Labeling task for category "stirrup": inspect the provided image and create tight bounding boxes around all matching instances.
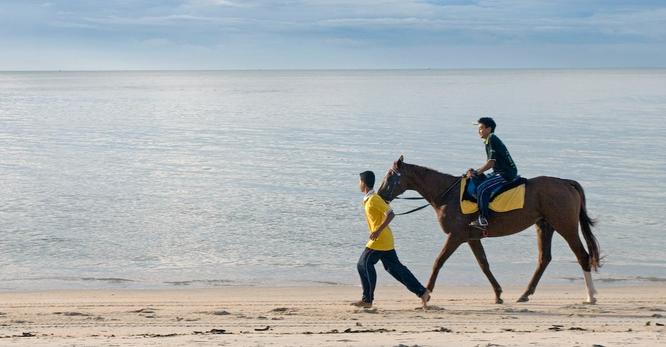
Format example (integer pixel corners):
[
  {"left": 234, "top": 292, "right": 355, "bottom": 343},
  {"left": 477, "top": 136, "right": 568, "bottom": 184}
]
[{"left": 469, "top": 217, "right": 488, "bottom": 229}]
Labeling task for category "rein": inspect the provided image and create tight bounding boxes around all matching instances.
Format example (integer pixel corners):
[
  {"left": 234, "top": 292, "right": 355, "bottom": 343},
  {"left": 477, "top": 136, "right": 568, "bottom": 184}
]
[{"left": 394, "top": 176, "right": 462, "bottom": 216}]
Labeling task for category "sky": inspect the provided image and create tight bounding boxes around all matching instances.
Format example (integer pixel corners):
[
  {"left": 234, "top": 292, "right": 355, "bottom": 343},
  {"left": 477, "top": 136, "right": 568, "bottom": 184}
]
[{"left": 1, "top": 0, "right": 665, "bottom": 70}]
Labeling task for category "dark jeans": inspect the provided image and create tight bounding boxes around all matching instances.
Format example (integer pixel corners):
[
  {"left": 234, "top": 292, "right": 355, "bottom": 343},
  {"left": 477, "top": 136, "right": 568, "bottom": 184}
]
[
  {"left": 356, "top": 247, "right": 426, "bottom": 303},
  {"left": 476, "top": 172, "right": 508, "bottom": 219}
]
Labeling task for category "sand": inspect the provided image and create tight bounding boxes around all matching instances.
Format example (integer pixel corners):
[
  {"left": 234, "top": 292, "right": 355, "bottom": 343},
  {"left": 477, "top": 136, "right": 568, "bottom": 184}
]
[{"left": 0, "top": 284, "right": 663, "bottom": 346}]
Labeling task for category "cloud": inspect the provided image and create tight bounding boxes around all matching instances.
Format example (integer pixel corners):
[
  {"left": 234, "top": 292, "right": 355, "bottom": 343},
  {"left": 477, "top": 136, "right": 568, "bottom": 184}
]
[
  {"left": 310, "top": 1, "right": 666, "bottom": 44},
  {"left": 81, "top": 14, "right": 246, "bottom": 27},
  {"left": 17, "top": 0, "right": 666, "bottom": 43},
  {"left": 0, "top": 0, "right": 665, "bottom": 69}
]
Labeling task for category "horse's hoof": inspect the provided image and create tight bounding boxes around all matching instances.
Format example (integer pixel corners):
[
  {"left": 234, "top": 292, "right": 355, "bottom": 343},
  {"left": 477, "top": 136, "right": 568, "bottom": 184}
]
[
  {"left": 583, "top": 298, "right": 597, "bottom": 305},
  {"left": 495, "top": 298, "right": 504, "bottom": 304},
  {"left": 516, "top": 296, "right": 529, "bottom": 303}
]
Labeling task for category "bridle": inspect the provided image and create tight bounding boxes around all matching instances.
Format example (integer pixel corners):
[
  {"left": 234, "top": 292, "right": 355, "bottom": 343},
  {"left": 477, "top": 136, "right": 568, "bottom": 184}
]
[
  {"left": 382, "top": 168, "right": 462, "bottom": 216},
  {"left": 380, "top": 169, "right": 402, "bottom": 202}
]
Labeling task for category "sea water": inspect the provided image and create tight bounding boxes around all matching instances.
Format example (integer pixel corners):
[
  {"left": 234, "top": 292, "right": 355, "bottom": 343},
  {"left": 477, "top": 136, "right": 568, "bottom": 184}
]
[{"left": 0, "top": 69, "right": 664, "bottom": 291}]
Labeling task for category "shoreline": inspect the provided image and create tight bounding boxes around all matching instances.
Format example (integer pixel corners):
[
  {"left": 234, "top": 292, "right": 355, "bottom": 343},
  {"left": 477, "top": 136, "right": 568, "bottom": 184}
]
[
  {"left": 1, "top": 272, "right": 664, "bottom": 293},
  {"left": 0, "top": 284, "right": 663, "bottom": 346}
]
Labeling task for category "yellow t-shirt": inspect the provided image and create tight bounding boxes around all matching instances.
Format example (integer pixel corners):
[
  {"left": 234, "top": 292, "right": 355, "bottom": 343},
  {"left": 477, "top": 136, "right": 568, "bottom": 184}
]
[{"left": 363, "top": 192, "right": 395, "bottom": 251}]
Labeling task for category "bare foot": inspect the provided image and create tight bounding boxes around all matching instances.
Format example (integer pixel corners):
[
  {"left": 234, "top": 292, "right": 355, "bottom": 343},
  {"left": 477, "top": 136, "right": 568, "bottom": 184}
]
[
  {"left": 420, "top": 289, "right": 431, "bottom": 309},
  {"left": 350, "top": 300, "right": 372, "bottom": 309}
]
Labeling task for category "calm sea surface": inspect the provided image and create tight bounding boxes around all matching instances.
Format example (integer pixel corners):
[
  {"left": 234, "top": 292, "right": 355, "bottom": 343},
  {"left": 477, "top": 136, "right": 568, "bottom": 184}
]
[{"left": 0, "top": 70, "right": 664, "bottom": 291}]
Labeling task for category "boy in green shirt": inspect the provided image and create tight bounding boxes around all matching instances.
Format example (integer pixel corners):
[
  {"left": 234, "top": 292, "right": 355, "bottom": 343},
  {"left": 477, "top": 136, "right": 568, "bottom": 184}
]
[{"left": 466, "top": 117, "right": 519, "bottom": 228}]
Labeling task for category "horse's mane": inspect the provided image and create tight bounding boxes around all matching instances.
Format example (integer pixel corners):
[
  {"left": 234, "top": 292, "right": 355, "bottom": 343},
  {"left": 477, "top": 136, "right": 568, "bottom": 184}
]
[
  {"left": 404, "top": 162, "right": 452, "bottom": 179},
  {"left": 399, "top": 162, "right": 458, "bottom": 203}
]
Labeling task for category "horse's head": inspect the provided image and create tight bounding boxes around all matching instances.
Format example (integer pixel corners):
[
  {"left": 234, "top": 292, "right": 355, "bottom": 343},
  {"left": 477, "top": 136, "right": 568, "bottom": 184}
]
[{"left": 378, "top": 155, "right": 408, "bottom": 202}]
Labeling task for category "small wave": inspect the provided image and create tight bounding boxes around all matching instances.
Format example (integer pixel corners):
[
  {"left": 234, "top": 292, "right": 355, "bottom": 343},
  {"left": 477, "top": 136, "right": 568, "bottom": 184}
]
[
  {"left": 80, "top": 277, "right": 135, "bottom": 283},
  {"left": 164, "top": 279, "right": 234, "bottom": 286},
  {"left": 0, "top": 276, "right": 135, "bottom": 283},
  {"left": 311, "top": 280, "right": 346, "bottom": 286},
  {"left": 558, "top": 276, "right": 666, "bottom": 283},
  {"left": 597, "top": 277, "right": 630, "bottom": 283},
  {"left": 637, "top": 276, "right": 666, "bottom": 282}
]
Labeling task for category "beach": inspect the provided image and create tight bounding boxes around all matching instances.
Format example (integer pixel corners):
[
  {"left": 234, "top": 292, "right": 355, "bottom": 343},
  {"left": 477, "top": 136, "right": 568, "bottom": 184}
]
[
  {"left": 1, "top": 71, "right": 664, "bottom": 346},
  {"left": 0, "top": 284, "right": 663, "bottom": 346},
  {"left": 2, "top": 0, "right": 666, "bottom": 343},
  {"left": 2, "top": 2, "right": 666, "bottom": 346}
]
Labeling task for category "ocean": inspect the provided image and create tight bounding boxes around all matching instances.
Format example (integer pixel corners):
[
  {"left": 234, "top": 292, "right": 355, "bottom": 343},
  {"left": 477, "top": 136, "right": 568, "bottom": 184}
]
[{"left": 0, "top": 69, "right": 664, "bottom": 291}]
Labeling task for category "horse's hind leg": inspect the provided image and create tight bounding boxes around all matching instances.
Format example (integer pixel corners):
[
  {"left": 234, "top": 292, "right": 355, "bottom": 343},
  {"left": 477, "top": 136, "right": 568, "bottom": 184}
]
[
  {"left": 560, "top": 227, "right": 597, "bottom": 304},
  {"left": 468, "top": 240, "right": 503, "bottom": 304},
  {"left": 518, "top": 219, "right": 555, "bottom": 302}
]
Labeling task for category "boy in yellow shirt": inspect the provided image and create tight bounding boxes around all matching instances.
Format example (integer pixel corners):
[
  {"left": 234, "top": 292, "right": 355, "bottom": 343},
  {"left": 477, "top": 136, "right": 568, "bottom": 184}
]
[{"left": 352, "top": 171, "right": 430, "bottom": 309}]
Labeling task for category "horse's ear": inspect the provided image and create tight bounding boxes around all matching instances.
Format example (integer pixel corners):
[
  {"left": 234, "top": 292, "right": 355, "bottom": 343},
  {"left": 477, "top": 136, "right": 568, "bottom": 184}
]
[
  {"left": 398, "top": 155, "right": 404, "bottom": 162},
  {"left": 394, "top": 155, "right": 404, "bottom": 170}
]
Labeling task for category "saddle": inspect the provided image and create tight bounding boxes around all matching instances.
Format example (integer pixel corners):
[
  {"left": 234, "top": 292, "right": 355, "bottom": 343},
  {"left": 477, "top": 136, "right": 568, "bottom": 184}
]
[{"left": 459, "top": 176, "right": 527, "bottom": 215}]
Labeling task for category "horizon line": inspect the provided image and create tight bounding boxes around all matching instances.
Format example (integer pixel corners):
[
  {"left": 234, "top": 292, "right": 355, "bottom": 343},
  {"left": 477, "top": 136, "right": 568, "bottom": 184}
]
[{"left": 1, "top": 66, "right": 666, "bottom": 73}]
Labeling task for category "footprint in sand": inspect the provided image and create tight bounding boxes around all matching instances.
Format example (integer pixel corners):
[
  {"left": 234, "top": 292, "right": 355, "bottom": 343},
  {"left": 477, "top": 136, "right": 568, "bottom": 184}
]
[
  {"left": 195, "top": 310, "right": 231, "bottom": 316},
  {"left": 270, "top": 307, "right": 297, "bottom": 315},
  {"left": 504, "top": 308, "right": 533, "bottom": 313},
  {"left": 86, "top": 316, "right": 105, "bottom": 321},
  {"left": 131, "top": 308, "right": 157, "bottom": 314},
  {"left": 500, "top": 315, "right": 518, "bottom": 320},
  {"left": 53, "top": 312, "right": 93, "bottom": 317},
  {"left": 353, "top": 308, "right": 377, "bottom": 314},
  {"left": 433, "top": 326, "right": 452, "bottom": 333}
]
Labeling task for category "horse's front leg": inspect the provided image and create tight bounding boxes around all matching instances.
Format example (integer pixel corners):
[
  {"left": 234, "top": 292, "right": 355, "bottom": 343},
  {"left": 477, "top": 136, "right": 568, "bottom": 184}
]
[
  {"left": 468, "top": 240, "right": 503, "bottom": 304},
  {"left": 426, "top": 235, "right": 463, "bottom": 292}
]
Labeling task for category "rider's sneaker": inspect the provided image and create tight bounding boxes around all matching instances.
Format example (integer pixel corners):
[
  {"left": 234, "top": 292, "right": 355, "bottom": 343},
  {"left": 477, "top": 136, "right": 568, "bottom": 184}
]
[{"left": 470, "top": 216, "right": 489, "bottom": 229}]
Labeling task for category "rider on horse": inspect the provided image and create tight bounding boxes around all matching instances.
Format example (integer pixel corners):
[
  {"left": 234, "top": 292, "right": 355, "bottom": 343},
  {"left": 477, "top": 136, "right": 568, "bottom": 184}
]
[{"left": 466, "top": 117, "right": 518, "bottom": 229}]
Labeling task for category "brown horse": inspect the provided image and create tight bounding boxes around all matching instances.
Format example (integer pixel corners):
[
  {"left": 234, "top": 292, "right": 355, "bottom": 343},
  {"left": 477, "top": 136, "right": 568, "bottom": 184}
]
[{"left": 377, "top": 155, "right": 601, "bottom": 304}]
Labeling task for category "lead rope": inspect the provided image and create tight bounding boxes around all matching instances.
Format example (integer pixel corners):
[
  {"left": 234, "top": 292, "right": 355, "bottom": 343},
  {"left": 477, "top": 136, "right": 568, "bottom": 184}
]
[{"left": 394, "top": 176, "right": 462, "bottom": 216}]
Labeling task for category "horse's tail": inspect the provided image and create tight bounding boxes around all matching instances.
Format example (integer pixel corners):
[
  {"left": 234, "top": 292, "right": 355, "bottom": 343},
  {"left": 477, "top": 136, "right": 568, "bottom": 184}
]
[{"left": 567, "top": 179, "right": 601, "bottom": 271}]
